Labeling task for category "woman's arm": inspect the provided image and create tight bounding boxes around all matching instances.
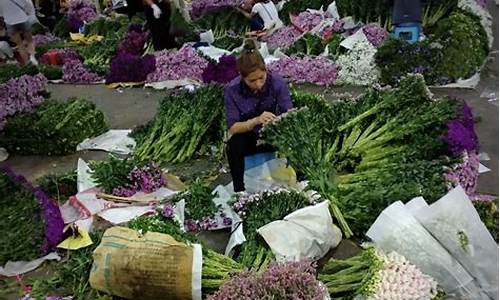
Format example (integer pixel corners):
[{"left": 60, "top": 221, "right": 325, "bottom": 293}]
[{"left": 236, "top": 6, "right": 253, "bottom": 19}]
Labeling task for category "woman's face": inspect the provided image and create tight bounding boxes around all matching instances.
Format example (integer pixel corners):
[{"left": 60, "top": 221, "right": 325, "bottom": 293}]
[{"left": 243, "top": 69, "right": 267, "bottom": 93}]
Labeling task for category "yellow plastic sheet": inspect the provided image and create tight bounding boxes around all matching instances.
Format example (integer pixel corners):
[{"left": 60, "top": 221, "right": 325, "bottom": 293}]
[
  {"left": 69, "top": 33, "right": 104, "bottom": 45},
  {"left": 57, "top": 226, "right": 93, "bottom": 250}
]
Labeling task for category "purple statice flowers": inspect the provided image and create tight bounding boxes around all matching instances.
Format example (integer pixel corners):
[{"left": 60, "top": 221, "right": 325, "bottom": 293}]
[
  {"left": 268, "top": 56, "right": 338, "bottom": 85},
  {"left": 67, "top": 0, "right": 98, "bottom": 31},
  {"left": 0, "top": 74, "right": 48, "bottom": 130},
  {"left": 263, "top": 26, "right": 302, "bottom": 50},
  {"left": 116, "top": 29, "right": 149, "bottom": 56},
  {"left": 444, "top": 150, "right": 480, "bottom": 197},
  {"left": 361, "top": 23, "right": 389, "bottom": 48},
  {"left": 202, "top": 54, "right": 239, "bottom": 84},
  {"left": 291, "top": 10, "right": 324, "bottom": 32},
  {"left": 33, "top": 33, "right": 61, "bottom": 46},
  {"left": 146, "top": 46, "right": 208, "bottom": 83},
  {"left": 62, "top": 59, "right": 103, "bottom": 83},
  {"left": 112, "top": 163, "right": 166, "bottom": 197},
  {"left": 40, "top": 48, "right": 80, "bottom": 65},
  {"left": 0, "top": 166, "right": 64, "bottom": 254},
  {"left": 190, "top": 0, "right": 240, "bottom": 19},
  {"left": 319, "top": 19, "right": 345, "bottom": 39},
  {"left": 207, "top": 260, "right": 326, "bottom": 300}
]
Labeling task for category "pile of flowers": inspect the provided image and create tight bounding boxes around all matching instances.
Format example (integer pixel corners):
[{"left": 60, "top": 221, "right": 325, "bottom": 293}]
[
  {"left": 62, "top": 58, "right": 103, "bottom": 83},
  {"left": 361, "top": 23, "right": 389, "bottom": 48},
  {"left": 268, "top": 56, "right": 338, "bottom": 85},
  {"left": 202, "top": 54, "right": 239, "bottom": 84},
  {"left": 112, "top": 163, "right": 166, "bottom": 197},
  {"left": 263, "top": 26, "right": 302, "bottom": 50},
  {"left": 291, "top": 10, "right": 324, "bottom": 32},
  {"left": 67, "top": 0, "right": 98, "bottom": 32},
  {"left": 146, "top": 46, "right": 208, "bottom": 83},
  {"left": 208, "top": 261, "right": 327, "bottom": 300},
  {"left": 33, "top": 33, "right": 61, "bottom": 46},
  {"left": 190, "top": 0, "right": 240, "bottom": 18},
  {"left": 318, "top": 19, "right": 345, "bottom": 39},
  {"left": 336, "top": 36, "right": 380, "bottom": 86},
  {"left": 40, "top": 48, "right": 80, "bottom": 65},
  {"left": 107, "top": 27, "right": 155, "bottom": 83},
  {"left": 0, "top": 74, "right": 48, "bottom": 130}
]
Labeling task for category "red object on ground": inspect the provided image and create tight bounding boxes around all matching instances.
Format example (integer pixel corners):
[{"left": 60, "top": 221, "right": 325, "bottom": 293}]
[{"left": 42, "top": 50, "right": 63, "bottom": 65}]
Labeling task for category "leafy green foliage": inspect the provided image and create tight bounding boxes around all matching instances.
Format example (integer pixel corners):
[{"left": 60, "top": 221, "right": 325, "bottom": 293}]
[
  {"left": 194, "top": 8, "right": 249, "bottom": 35},
  {"left": 474, "top": 199, "right": 499, "bottom": 242},
  {"left": 89, "top": 155, "right": 135, "bottom": 194},
  {"left": 53, "top": 18, "right": 72, "bottom": 38},
  {"left": 285, "top": 33, "right": 325, "bottom": 56},
  {"left": 128, "top": 213, "right": 199, "bottom": 244},
  {"left": 0, "top": 64, "right": 39, "bottom": 83},
  {"left": 0, "top": 172, "right": 45, "bottom": 265},
  {"left": 171, "top": 179, "right": 220, "bottom": 220},
  {"left": 279, "top": 0, "right": 330, "bottom": 24},
  {"left": 212, "top": 34, "right": 243, "bottom": 50},
  {"left": 1, "top": 98, "right": 108, "bottom": 155}
]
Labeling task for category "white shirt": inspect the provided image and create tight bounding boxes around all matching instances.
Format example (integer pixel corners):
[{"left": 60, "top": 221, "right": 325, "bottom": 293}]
[
  {"left": 0, "top": 0, "right": 36, "bottom": 26},
  {"left": 251, "top": 2, "right": 284, "bottom": 32}
]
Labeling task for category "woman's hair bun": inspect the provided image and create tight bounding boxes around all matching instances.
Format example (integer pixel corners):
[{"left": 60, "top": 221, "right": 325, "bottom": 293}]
[{"left": 243, "top": 39, "right": 257, "bottom": 52}]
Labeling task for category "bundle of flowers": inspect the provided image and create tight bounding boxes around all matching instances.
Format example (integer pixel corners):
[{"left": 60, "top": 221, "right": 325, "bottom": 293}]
[
  {"left": 33, "top": 33, "right": 61, "bottom": 46},
  {"left": 146, "top": 46, "right": 208, "bottom": 83},
  {"left": 290, "top": 10, "right": 324, "bottom": 32},
  {"left": 62, "top": 59, "right": 103, "bottom": 83},
  {"left": 0, "top": 166, "right": 64, "bottom": 265},
  {"left": 319, "top": 247, "right": 439, "bottom": 299},
  {"left": 208, "top": 260, "right": 327, "bottom": 300},
  {"left": 361, "top": 23, "right": 389, "bottom": 48},
  {"left": 336, "top": 36, "right": 380, "bottom": 86},
  {"left": 106, "top": 53, "right": 156, "bottom": 84},
  {"left": 0, "top": 74, "right": 48, "bottom": 130},
  {"left": 442, "top": 102, "right": 478, "bottom": 156},
  {"left": 458, "top": 0, "right": 493, "bottom": 48},
  {"left": 190, "top": 0, "right": 240, "bottom": 19},
  {"left": 262, "top": 26, "right": 302, "bottom": 50},
  {"left": 116, "top": 27, "right": 149, "bottom": 56},
  {"left": 40, "top": 48, "right": 80, "bottom": 66},
  {"left": 318, "top": 19, "right": 345, "bottom": 39},
  {"left": 111, "top": 163, "right": 166, "bottom": 197},
  {"left": 268, "top": 55, "right": 338, "bottom": 85},
  {"left": 202, "top": 54, "right": 239, "bottom": 84},
  {"left": 67, "top": 0, "right": 98, "bottom": 32}
]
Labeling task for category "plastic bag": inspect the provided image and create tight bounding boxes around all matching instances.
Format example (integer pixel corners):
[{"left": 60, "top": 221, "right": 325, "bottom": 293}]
[
  {"left": 77, "top": 158, "right": 97, "bottom": 193},
  {"left": 77, "top": 130, "right": 136, "bottom": 155},
  {"left": 366, "top": 201, "right": 487, "bottom": 299},
  {"left": 412, "top": 186, "right": 499, "bottom": 300},
  {"left": 326, "top": 1, "right": 340, "bottom": 19},
  {"left": 257, "top": 201, "right": 342, "bottom": 262}
]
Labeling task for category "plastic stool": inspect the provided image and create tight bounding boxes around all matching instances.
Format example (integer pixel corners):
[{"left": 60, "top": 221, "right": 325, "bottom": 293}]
[
  {"left": 244, "top": 152, "right": 276, "bottom": 170},
  {"left": 393, "top": 22, "right": 421, "bottom": 44}
]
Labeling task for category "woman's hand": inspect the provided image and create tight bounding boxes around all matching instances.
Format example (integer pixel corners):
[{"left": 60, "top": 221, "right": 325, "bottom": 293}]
[{"left": 256, "top": 111, "right": 276, "bottom": 125}]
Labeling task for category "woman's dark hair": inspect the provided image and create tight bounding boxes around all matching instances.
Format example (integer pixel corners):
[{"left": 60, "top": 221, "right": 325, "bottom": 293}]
[{"left": 237, "top": 39, "right": 266, "bottom": 78}]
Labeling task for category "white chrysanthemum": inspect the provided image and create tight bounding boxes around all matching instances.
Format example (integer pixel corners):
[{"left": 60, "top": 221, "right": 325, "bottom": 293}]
[
  {"left": 458, "top": 0, "right": 493, "bottom": 48},
  {"left": 336, "top": 34, "right": 380, "bottom": 86}
]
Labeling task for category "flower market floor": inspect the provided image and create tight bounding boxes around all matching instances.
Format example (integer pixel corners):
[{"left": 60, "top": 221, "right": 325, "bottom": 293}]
[{"left": 1, "top": 4, "right": 499, "bottom": 298}]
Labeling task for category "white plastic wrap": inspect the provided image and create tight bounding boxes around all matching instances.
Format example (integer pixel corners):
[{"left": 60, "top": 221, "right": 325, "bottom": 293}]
[
  {"left": 366, "top": 201, "right": 487, "bottom": 299},
  {"left": 257, "top": 201, "right": 342, "bottom": 262},
  {"left": 412, "top": 186, "right": 499, "bottom": 300}
]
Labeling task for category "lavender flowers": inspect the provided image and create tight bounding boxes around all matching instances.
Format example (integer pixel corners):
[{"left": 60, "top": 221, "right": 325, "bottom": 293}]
[
  {"left": 67, "top": 0, "right": 98, "bottom": 32},
  {"left": 146, "top": 47, "right": 208, "bottom": 83},
  {"left": 0, "top": 74, "right": 48, "bottom": 130},
  {"left": 202, "top": 54, "right": 239, "bottom": 84},
  {"left": 268, "top": 56, "right": 338, "bottom": 85},
  {"left": 263, "top": 26, "right": 302, "bottom": 50},
  {"left": 291, "top": 10, "right": 324, "bottom": 32},
  {"left": 361, "top": 23, "right": 389, "bottom": 48},
  {"left": 112, "top": 163, "right": 166, "bottom": 197}
]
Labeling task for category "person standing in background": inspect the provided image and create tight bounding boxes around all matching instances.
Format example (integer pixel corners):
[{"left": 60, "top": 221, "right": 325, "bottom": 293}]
[{"left": 0, "top": 0, "right": 39, "bottom": 65}]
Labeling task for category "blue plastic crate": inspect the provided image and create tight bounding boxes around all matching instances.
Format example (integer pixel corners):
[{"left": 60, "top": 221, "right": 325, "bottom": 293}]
[
  {"left": 244, "top": 152, "right": 276, "bottom": 170},
  {"left": 393, "top": 22, "right": 421, "bottom": 44}
]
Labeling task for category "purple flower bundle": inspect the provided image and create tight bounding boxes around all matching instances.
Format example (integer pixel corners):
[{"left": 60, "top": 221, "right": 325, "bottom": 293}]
[
  {"left": 190, "top": 0, "right": 240, "bottom": 19},
  {"left": 106, "top": 53, "right": 156, "bottom": 84},
  {"left": 263, "top": 26, "right": 302, "bottom": 50},
  {"left": 202, "top": 54, "right": 239, "bottom": 84},
  {"left": 0, "top": 74, "right": 48, "bottom": 130},
  {"left": 40, "top": 48, "right": 80, "bottom": 65},
  {"left": 207, "top": 260, "right": 326, "bottom": 300},
  {"left": 184, "top": 217, "right": 218, "bottom": 232},
  {"left": 442, "top": 103, "right": 478, "bottom": 156},
  {"left": 117, "top": 29, "right": 149, "bottom": 56},
  {"left": 361, "top": 23, "right": 389, "bottom": 48},
  {"left": 33, "top": 34, "right": 61, "bottom": 46},
  {"left": 0, "top": 166, "right": 64, "bottom": 254},
  {"left": 444, "top": 150, "right": 480, "bottom": 197},
  {"left": 319, "top": 19, "right": 345, "bottom": 39},
  {"left": 112, "top": 163, "right": 166, "bottom": 197},
  {"left": 62, "top": 60, "right": 103, "bottom": 83},
  {"left": 291, "top": 10, "right": 324, "bottom": 32},
  {"left": 476, "top": 0, "right": 488, "bottom": 9},
  {"left": 146, "top": 46, "right": 208, "bottom": 83},
  {"left": 268, "top": 56, "right": 338, "bottom": 85},
  {"left": 67, "top": 0, "right": 98, "bottom": 31}
]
